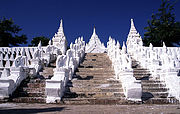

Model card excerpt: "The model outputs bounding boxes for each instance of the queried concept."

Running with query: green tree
[29,36,50,46]
[0,18,27,47]
[143,0,180,47]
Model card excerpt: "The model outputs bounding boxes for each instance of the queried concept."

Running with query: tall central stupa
[85,27,106,53]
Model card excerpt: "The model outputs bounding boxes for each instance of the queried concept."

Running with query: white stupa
[126,19,143,52]
[52,19,68,54]
[85,27,106,53]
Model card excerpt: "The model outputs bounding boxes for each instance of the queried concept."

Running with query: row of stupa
[52,19,113,54]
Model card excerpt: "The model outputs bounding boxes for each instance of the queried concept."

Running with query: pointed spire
[126,18,143,48]
[122,41,126,54]
[93,26,96,35]
[131,19,134,27]
[116,41,120,49]
[60,19,63,28]
[123,41,126,48]
[38,41,42,50]
[109,36,112,41]
[81,36,83,41]
[58,19,64,35]
[163,42,166,48]
[70,42,73,49]
[78,37,81,42]
[75,39,78,44]
[149,43,153,50]
[130,18,136,32]
[48,40,52,45]
[162,42,167,53]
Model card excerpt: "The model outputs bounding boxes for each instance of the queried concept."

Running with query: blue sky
[0,0,180,46]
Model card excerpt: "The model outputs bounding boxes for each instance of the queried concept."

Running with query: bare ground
[0,103,180,114]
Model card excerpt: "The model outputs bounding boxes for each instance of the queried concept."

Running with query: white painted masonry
[0,18,179,103]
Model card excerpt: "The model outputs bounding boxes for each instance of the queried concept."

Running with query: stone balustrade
[0,41,59,99]
[126,19,180,101]
[107,37,142,101]
[45,36,85,103]
[0,19,68,101]
[128,43,180,101]
[0,56,29,99]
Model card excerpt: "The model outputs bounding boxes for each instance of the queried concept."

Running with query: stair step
[134,76,151,80]
[143,98,179,104]
[69,87,123,93]
[11,97,46,103]
[133,70,150,73]
[84,56,108,58]
[141,80,163,83]
[22,87,45,92]
[27,83,45,88]
[61,97,137,105]
[76,68,114,72]
[80,62,112,65]
[142,83,166,87]
[39,72,53,75]
[7,60,56,103]
[83,59,110,61]
[82,61,111,63]
[142,92,169,98]
[83,60,111,62]
[133,73,151,75]
[133,68,149,71]
[79,65,112,68]
[131,59,179,104]
[72,79,120,84]
[143,87,168,92]
[62,53,127,105]
[13,91,45,97]
[64,91,124,98]
[29,79,46,83]
[75,72,115,76]
[71,83,122,88]
[73,75,115,80]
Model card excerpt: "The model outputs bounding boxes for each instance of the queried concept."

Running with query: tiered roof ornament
[126,19,143,52]
[85,27,106,53]
[52,19,68,55]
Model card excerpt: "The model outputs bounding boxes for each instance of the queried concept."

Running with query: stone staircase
[132,60,179,104]
[61,53,134,105]
[8,62,55,103]
[3,53,178,104]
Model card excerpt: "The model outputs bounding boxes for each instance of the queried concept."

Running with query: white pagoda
[126,19,143,53]
[85,27,106,53]
[52,19,68,55]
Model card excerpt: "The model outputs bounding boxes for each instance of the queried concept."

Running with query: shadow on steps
[141,92,154,101]
[74,75,94,80]
[63,81,78,99]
